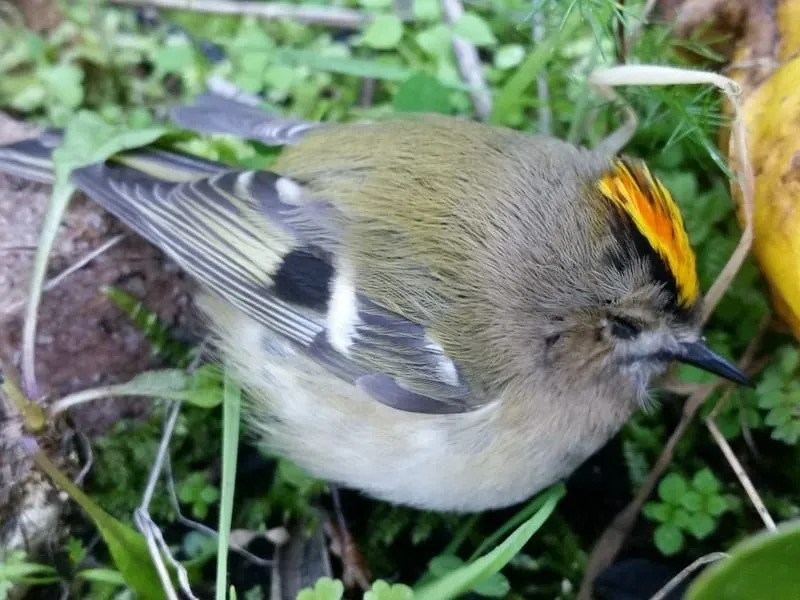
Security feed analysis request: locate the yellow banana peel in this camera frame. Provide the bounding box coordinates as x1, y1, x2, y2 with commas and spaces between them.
676, 0, 800, 339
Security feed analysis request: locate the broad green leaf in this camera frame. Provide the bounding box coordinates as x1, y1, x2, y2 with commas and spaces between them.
693, 468, 721, 495
41, 63, 83, 108
417, 24, 452, 58
359, 0, 392, 7
414, 484, 563, 600
491, 12, 580, 123
297, 577, 345, 600
705, 495, 730, 517
76, 568, 126, 586
673, 508, 692, 529
688, 513, 716, 539
687, 522, 800, 600
0, 561, 59, 584
361, 15, 404, 50
428, 554, 464, 577
654, 523, 684, 556
413, 0, 441, 21
494, 44, 525, 70
364, 580, 414, 600
680, 490, 703, 512
452, 13, 496, 47
659, 473, 689, 504
393, 73, 451, 114
34, 452, 166, 599
107, 369, 190, 398
473, 572, 511, 597
275, 48, 413, 81
153, 40, 195, 76
643, 502, 671, 523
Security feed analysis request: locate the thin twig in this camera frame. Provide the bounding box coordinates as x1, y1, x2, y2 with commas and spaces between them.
133, 507, 189, 600
442, 0, 492, 120
649, 552, 728, 600
706, 419, 777, 531
577, 326, 763, 600
2, 234, 127, 318
73, 431, 94, 486
164, 454, 273, 567
108, 0, 369, 29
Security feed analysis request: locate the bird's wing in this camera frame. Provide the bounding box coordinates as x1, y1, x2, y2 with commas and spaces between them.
170, 93, 319, 146
70, 159, 481, 414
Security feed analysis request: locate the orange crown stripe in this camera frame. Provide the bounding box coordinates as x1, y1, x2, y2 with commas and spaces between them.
597, 159, 699, 307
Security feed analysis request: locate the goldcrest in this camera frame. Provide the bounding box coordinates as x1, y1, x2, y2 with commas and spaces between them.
0, 94, 750, 511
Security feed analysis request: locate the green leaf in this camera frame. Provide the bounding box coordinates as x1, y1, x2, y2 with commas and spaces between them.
654, 523, 684, 556
491, 12, 580, 122
673, 509, 693, 529
361, 15, 404, 50
659, 473, 689, 504
693, 468, 721, 495
185, 365, 224, 408
680, 490, 704, 512
472, 572, 511, 597
494, 44, 525, 70
359, 0, 392, 7
428, 554, 464, 576
778, 347, 800, 374
643, 502, 671, 523
413, 0, 441, 21
33, 453, 166, 599
41, 63, 83, 108
215, 369, 241, 600
705, 495, 730, 517
414, 484, 563, 600
297, 577, 345, 600
107, 369, 190, 399
153, 40, 195, 76
416, 24, 452, 58
364, 580, 414, 600
393, 72, 452, 114
687, 522, 800, 600
0, 561, 59, 584
687, 513, 716, 539
75, 568, 126, 586
452, 13, 497, 47
275, 48, 414, 81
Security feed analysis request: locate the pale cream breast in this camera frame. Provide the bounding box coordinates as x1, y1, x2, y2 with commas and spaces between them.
201, 294, 632, 511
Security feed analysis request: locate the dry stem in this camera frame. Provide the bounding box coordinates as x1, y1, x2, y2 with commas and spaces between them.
442, 0, 492, 120
109, 0, 369, 29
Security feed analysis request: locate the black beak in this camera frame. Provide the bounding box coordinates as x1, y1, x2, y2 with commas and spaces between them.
674, 340, 752, 387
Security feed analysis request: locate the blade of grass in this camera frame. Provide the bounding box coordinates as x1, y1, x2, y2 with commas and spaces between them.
490, 12, 581, 123
216, 368, 241, 600
20, 112, 166, 398
414, 483, 564, 600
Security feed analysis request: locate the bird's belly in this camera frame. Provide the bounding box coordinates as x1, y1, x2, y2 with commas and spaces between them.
245, 362, 576, 511
211, 306, 620, 512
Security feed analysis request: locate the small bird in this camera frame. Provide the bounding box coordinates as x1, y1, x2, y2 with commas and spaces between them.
0, 95, 750, 512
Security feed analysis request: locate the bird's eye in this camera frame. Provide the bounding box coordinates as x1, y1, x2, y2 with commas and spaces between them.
610, 316, 641, 340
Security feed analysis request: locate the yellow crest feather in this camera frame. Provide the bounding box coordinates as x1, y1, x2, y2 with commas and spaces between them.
597, 159, 699, 307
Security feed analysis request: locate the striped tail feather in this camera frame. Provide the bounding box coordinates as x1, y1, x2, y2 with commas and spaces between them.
0, 130, 62, 184
0, 130, 230, 187
170, 93, 318, 146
